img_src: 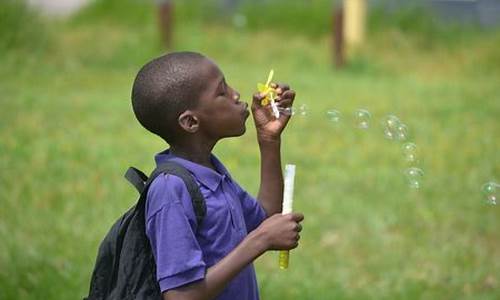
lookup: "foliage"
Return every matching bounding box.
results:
[0,0,50,54]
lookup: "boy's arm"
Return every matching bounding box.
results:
[252,84,296,216]
[163,212,304,300]
[256,139,283,216]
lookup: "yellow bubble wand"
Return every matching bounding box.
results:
[257,69,280,119]
[279,164,296,269]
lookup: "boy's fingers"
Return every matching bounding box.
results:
[276,91,296,118]
[282,89,296,100]
[253,92,265,101]
[290,212,304,222]
[277,99,292,108]
[277,90,296,103]
[252,92,264,108]
[271,83,290,95]
[276,83,290,92]
[276,90,295,104]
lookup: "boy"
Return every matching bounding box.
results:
[131,51,304,300]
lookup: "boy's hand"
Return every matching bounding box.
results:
[252,83,296,143]
[254,212,304,251]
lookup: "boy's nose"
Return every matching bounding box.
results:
[233,92,240,101]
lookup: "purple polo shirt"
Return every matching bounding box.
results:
[145,149,267,299]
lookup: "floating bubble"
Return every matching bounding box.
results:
[354,109,371,129]
[395,123,409,141]
[381,115,409,141]
[382,115,401,140]
[277,104,308,117]
[297,104,308,116]
[384,127,395,139]
[326,109,341,123]
[383,115,400,129]
[481,182,498,205]
[405,167,424,189]
[402,142,418,163]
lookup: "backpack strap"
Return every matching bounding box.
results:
[124,161,207,225]
[124,167,148,194]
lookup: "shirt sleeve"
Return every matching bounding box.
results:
[145,174,206,292]
[231,181,267,233]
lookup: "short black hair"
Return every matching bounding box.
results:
[131,51,207,144]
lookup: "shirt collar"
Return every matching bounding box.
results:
[154,149,231,192]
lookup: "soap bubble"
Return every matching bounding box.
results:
[382,115,401,140]
[382,115,409,141]
[354,109,371,129]
[481,182,498,205]
[395,123,409,141]
[405,167,424,189]
[277,104,308,116]
[384,127,395,139]
[402,142,418,163]
[296,104,308,116]
[326,109,341,123]
[383,115,400,129]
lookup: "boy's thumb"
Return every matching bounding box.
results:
[291,212,304,222]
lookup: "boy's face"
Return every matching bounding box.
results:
[192,58,250,140]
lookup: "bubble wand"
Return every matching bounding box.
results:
[257,69,280,119]
[279,164,296,269]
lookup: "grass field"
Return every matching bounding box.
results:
[1,1,499,299]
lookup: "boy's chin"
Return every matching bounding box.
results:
[238,127,247,136]
[233,126,247,137]
[221,126,246,139]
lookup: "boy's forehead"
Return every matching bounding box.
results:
[198,58,223,82]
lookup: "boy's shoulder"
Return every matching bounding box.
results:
[146,172,198,221]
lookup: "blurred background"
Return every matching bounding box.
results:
[1,0,499,299]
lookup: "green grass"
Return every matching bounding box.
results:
[1,1,499,299]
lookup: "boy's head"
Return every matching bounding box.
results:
[131,51,249,145]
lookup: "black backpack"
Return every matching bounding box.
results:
[84,161,206,300]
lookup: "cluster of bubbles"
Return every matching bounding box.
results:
[327,107,424,189]
[280,104,496,204]
[280,105,424,189]
[382,115,408,141]
[354,109,371,129]
[380,115,424,189]
[481,182,499,205]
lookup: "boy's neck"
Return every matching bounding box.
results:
[170,142,216,170]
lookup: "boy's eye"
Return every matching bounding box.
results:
[219,85,227,96]
[217,79,228,97]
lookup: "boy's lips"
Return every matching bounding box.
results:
[241,102,250,117]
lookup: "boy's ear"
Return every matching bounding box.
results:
[178,110,199,133]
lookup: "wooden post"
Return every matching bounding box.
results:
[343,0,366,49]
[158,1,174,49]
[333,5,345,68]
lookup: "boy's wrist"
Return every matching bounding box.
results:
[257,134,281,145]
[246,227,269,255]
